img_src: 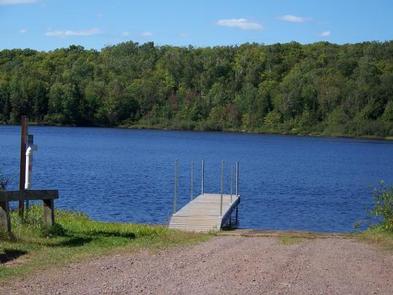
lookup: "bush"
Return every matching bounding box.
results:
[372,183,393,232]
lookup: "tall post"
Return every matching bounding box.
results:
[230,165,234,202]
[19,115,28,217]
[220,160,224,216]
[201,160,205,195]
[173,160,178,214]
[235,161,239,196]
[190,161,194,200]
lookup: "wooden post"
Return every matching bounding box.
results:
[19,115,28,217]
[0,201,11,234]
[43,199,55,227]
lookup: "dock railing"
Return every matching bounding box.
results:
[170,160,240,231]
[220,160,240,216]
[172,159,240,217]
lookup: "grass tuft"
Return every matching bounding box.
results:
[277,235,305,245]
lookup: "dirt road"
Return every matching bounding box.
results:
[2,235,392,294]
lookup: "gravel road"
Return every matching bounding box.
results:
[2,235,392,295]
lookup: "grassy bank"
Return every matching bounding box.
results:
[0,206,208,282]
[357,226,393,251]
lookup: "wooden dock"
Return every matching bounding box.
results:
[169,193,240,232]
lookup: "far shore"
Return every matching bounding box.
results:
[2,122,393,142]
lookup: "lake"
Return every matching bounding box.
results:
[1,125,393,232]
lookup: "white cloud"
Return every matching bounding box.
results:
[216,18,263,30]
[0,0,37,5]
[122,31,130,36]
[320,30,331,37]
[278,15,309,23]
[45,28,101,38]
[19,28,27,33]
[179,33,189,38]
[141,31,153,37]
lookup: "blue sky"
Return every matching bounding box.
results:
[1,0,393,51]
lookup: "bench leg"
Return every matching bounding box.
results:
[43,199,55,227]
[0,201,11,234]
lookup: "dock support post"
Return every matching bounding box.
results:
[190,161,194,200]
[201,160,205,195]
[173,160,178,214]
[220,160,224,216]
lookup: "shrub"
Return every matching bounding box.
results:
[371,183,393,232]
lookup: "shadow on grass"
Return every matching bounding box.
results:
[0,249,28,264]
[45,224,136,248]
[51,236,94,247]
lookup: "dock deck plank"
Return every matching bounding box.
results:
[169,193,240,232]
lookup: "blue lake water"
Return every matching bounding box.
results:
[1,125,393,232]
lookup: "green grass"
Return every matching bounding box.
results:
[357,226,393,251]
[277,235,305,245]
[0,206,209,281]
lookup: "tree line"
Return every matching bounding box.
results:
[1,41,393,137]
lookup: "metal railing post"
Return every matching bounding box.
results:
[201,160,205,195]
[220,160,224,216]
[235,161,239,196]
[190,161,194,200]
[173,160,178,214]
[230,164,234,202]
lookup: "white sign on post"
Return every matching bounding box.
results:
[25,134,37,190]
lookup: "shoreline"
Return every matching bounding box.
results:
[2,122,393,142]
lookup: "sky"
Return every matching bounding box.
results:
[1,0,393,51]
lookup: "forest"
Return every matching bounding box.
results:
[1,41,393,137]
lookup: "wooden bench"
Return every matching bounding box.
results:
[0,190,59,233]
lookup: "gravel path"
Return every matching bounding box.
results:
[2,235,392,295]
